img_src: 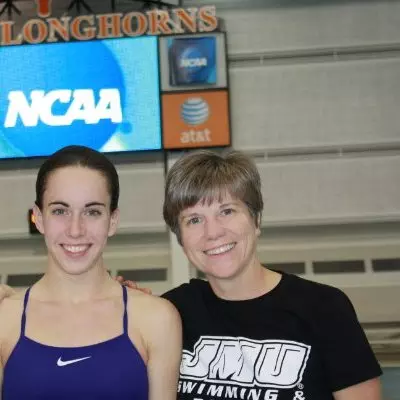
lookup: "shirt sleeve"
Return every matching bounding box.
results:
[161,284,189,313]
[314,287,382,392]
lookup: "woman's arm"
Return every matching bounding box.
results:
[312,285,382,396]
[0,291,26,400]
[0,302,8,400]
[333,377,381,400]
[145,297,182,400]
[0,357,3,400]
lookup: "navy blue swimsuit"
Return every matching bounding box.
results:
[2,286,148,399]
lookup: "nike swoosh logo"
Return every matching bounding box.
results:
[57,356,92,367]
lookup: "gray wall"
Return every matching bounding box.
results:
[221,0,400,226]
[2,0,400,236]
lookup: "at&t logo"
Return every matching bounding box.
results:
[180,97,211,144]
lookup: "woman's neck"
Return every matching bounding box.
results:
[208,264,282,301]
[35,265,118,303]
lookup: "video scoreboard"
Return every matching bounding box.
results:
[0,32,230,159]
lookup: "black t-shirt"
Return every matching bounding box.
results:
[163,273,381,400]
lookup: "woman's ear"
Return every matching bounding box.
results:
[256,213,262,236]
[32,204,45,234]
[108,208,120,237]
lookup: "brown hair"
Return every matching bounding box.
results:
[35,145,119,212]
[163,150,263,244]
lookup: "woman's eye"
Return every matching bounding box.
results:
[51,208,66,216]
[221,208,234,216]
[187,216,201,225]
[85,209,102,217]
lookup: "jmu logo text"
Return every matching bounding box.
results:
[181,337,310,389]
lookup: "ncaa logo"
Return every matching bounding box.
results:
[0,41,125,157]
[169,37,216,86]
[181,98,209,125]
[179,46,208,75]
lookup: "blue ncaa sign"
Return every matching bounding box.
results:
[168,36,217,86]
[0,41,125,157]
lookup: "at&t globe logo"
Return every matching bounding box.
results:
[180,97,209,125]
[180,97,211,144]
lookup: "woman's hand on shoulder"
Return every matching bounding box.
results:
[0,285,17,303]
[115,276,152,295]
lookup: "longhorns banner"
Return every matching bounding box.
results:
[0,2,217,46]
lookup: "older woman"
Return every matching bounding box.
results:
[161,150,381,400]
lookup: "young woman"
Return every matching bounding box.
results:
[0,145,182,400]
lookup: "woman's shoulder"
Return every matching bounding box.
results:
[280,273,355,318]
[283,273,347,299]
[0,289,25,313]
[126,288,180,322]
[125,288,182,351]
[0,289,25,339]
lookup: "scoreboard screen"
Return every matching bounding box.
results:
[0,37,161,159]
